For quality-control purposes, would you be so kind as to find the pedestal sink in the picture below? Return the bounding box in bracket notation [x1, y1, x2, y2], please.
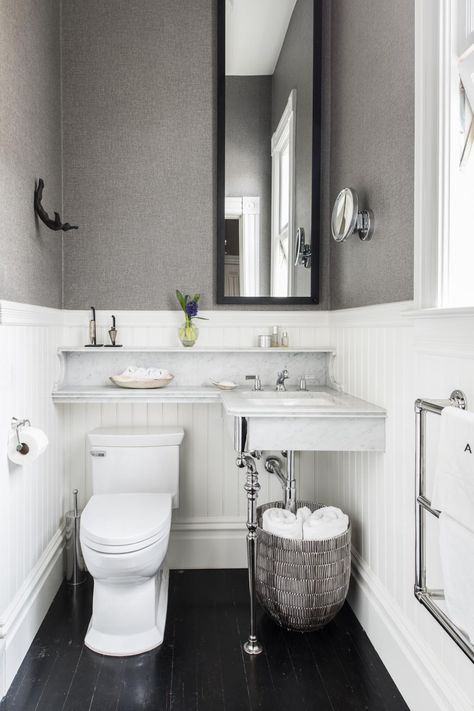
[221, 386, 386, 656]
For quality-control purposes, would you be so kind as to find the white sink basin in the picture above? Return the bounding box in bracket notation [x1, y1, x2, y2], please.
[242, 390, 336, 408]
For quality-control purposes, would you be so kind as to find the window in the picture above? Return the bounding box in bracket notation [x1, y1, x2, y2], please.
[437, 0, 474, 306]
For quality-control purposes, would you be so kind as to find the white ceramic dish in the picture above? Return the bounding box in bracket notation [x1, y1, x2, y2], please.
[210, 379, 238, 391]
[110, 374, 174, 389]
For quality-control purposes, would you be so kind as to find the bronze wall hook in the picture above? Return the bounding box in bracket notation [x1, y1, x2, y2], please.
[34, 178, 78, 232]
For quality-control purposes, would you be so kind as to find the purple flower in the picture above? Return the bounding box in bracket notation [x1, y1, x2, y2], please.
[185, 300, 198, 318]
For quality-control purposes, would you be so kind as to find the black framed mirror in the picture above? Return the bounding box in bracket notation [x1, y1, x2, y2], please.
[217, 0, 322, 304]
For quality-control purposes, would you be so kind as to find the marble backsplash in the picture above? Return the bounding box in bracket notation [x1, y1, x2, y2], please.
[60, 349, 334, 389]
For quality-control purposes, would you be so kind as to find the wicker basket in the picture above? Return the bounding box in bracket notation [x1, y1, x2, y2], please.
[256, 500, 351, 632]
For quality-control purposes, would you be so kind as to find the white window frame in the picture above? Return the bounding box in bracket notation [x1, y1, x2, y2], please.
[415, 0, 474, 310]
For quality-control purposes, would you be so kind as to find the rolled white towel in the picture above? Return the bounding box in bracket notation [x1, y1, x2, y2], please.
[303, 506, 349, 541]
[262, 507, 302, 540]
[296, 506, 312, 523]
[145, 367, 170, 379]
[131, 367, 150, 379]
[120, 366, 169, 380]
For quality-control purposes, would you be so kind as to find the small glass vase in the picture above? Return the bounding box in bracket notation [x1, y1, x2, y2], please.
[178, 319, 199, 347]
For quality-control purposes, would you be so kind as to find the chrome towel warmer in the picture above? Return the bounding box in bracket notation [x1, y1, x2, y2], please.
[415, 389, 474, 662]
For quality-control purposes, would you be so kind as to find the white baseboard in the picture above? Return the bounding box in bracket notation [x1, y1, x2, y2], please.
[0, 528, 64, 700]
[168, 519, 247, 569]
[349, 549, 472, 711]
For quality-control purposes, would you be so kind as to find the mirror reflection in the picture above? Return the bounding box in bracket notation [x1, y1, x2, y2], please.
[219, 0, 320, 302]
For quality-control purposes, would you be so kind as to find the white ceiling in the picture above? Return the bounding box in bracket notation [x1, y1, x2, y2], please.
[226, 0, 297, 76]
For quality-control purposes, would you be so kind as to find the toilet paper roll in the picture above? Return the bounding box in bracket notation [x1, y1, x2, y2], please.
[7, 427, 48, 465]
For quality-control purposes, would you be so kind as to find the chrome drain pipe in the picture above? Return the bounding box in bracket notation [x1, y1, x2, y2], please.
[264, 451, 297, 513]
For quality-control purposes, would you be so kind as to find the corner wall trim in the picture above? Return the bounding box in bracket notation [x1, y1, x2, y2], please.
[0, 528, 64, 700]
[349, 548, 472, 711]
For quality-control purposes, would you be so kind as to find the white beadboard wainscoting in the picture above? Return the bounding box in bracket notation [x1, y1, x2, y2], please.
[63, 401, 329, 568]
[61, 308, 331, 349]
[0, 302, 331, 698]
[59, 308, 332, 568]
[320, 301, 474, 711]
[4, 299, 474, 710]
[0, 301, 65, 697]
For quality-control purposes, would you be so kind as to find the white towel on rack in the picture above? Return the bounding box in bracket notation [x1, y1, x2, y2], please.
[439, 512, 474, 643]
[262, 508, 302, 540]
[431, 407, 474, 532]
[303, 506, 349, 541]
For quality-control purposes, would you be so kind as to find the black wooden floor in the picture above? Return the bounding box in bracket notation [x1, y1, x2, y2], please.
[1, 570, 408, 711]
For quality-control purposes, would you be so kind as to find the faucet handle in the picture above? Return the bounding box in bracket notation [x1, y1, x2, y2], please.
[246, 375, 263, 391]
[299, 374, 316, 391]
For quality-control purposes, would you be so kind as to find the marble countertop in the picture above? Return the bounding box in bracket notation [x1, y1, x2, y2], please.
[53, 384, 386, 419]
[220, 386, 386, 418]
[53, 385, 222, 403]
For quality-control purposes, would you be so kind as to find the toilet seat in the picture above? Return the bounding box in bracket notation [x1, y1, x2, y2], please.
[81, 493, 171, 554]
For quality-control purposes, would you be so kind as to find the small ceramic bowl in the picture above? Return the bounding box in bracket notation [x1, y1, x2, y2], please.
[210, 379, 238, 390]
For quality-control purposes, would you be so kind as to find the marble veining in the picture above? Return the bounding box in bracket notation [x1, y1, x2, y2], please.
[241, 415, 386, 452]
[53, 346, 385, 453]
[58, 349, 333, 390]
[220, 386, 386, 418]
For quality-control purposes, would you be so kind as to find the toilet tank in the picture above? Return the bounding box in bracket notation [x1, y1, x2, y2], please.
[88, 427, 184, 508]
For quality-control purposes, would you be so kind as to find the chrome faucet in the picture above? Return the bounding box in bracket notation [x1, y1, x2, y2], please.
[275, 369, 289, 392]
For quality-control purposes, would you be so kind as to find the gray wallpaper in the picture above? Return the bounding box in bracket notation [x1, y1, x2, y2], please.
[61, 0, 215, 310]
[329, 0, 414, 309]
[225, 76, 272, 295]
[61, 0, 328, 310]
[2, 0, 413, 312]
[0, 0, 62, 308]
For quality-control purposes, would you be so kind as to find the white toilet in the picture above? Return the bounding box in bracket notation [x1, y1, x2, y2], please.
[80, 426, 184, 657]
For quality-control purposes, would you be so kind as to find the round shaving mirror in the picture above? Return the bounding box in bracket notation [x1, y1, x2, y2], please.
[331, 188, 374, 242]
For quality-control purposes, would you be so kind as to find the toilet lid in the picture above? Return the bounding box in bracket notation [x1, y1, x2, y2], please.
[81, 493, 171, 548]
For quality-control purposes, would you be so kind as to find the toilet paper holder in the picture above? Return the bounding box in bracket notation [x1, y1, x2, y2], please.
[11, 417, 31, 455]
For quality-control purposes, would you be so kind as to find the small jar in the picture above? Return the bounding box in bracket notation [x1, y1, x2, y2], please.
[258, 335, 272, 348]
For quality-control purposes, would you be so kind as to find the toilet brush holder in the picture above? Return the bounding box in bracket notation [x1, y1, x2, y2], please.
[65, 489, 86, 586]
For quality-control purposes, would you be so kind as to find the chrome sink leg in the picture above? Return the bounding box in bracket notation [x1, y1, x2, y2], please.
[282, 450, 296, 513]
[237, 452, 263, 655]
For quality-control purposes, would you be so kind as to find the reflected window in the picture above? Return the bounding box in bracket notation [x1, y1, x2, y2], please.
[271, 90, 296, 297]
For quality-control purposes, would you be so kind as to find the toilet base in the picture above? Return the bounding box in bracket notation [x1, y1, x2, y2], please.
[85, 566, 169, 656]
